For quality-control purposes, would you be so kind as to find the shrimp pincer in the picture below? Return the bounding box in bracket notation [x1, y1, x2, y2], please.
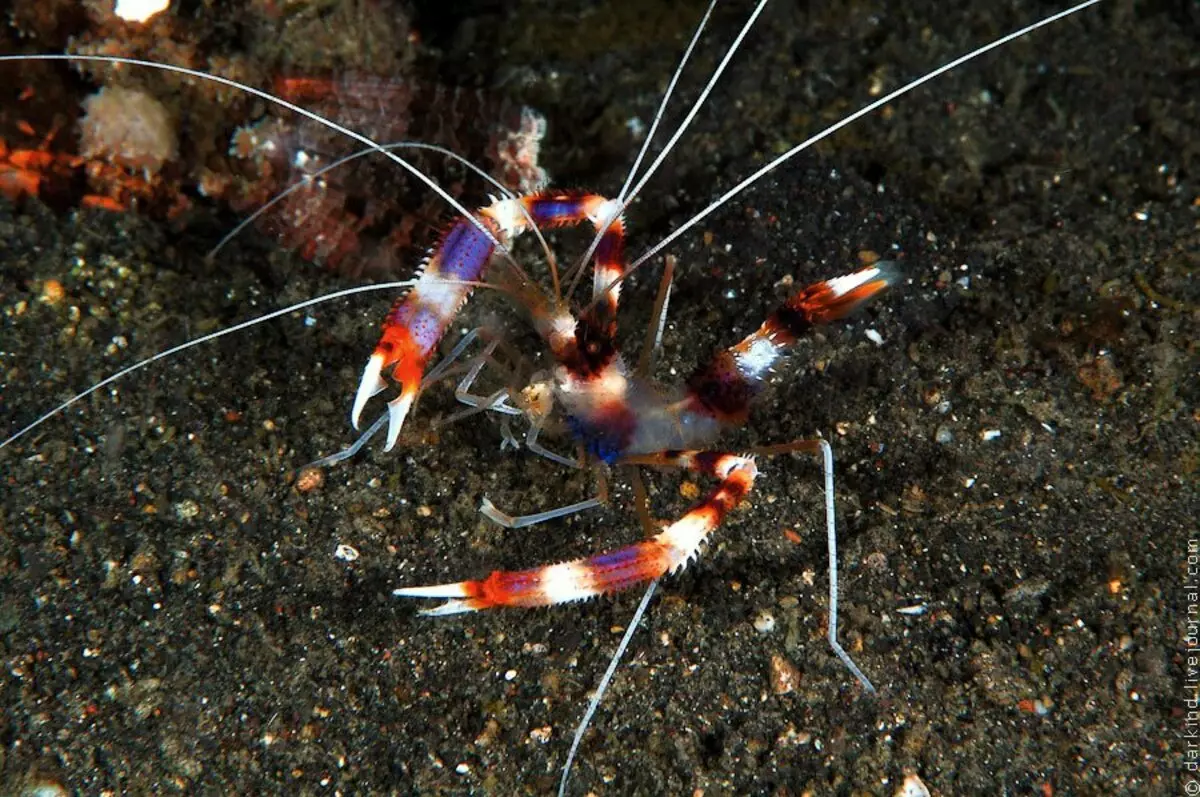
[397, 451, 758, 614]
[352, 190, 625, 450]
[0, 1, 1123, 793]
[393, 265, 894, 618]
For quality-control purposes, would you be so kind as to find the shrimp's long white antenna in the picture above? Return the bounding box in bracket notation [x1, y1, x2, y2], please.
[619, 0, 768, 208]
[206, 139, 558, 293]
[0, 55, 511, 258]
[0, 278, 503, 451]
[0, 59, 560, 450]
[566, 0, 766, 299]
[558, 579, 659, 797]
[616, 0, 718, 203]
[620, 0, 1105, 283]
[209, 141, 515, 261]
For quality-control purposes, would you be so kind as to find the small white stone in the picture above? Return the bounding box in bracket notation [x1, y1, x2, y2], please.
[115, 0, 170, 24]
[753, 611, 776, 634]
[896, 773, 931, 797]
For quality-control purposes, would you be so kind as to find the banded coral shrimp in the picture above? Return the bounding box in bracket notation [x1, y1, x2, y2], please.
[2, 0, 1193, 793]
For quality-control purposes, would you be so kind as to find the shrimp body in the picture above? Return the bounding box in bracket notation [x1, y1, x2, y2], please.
[395, 255, 895, 615]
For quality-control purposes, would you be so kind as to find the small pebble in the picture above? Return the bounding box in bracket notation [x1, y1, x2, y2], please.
[896, 773, 931, 797]
[174, 499, 200, 520]
[40, 279, 65, 305]
[295, 467, 324, 493]
[753, 611, 776, 634]
[769, 654, 801, 695]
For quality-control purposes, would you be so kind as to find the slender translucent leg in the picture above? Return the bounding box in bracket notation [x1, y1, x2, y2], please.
[303, 410, 389, 470]
[750, 438, 876, 694]
[422, 327, 483, 385]
[627, 467, 658, 538]
[310, 329, 513, 469]
[815, 438, 876, 694]
[434, 388, 520, 430]
[449, 336, 521, 416]
[499, 418, 521, 451]
[435, 331, 582, 467]
[635, 254, 676, 379]
[431, 332, 527, 430]
[479, 496, 604, 529]
[525, 421, 582, 469]
[479, 459, 604, 529]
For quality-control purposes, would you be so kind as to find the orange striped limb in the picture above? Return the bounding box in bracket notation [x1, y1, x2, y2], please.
[393, 451, 756, 615]
[767, 262, 897, 340]
[352, 213, 506, 450]
[352, 192, 626, 452]
[686, 264, 897, 424]
[482, 191, 626, 315]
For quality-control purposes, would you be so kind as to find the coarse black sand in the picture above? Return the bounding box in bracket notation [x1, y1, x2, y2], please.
[2, 0, 1195, 793]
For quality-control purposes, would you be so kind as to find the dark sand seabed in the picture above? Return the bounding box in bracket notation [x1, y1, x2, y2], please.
[1, 0, 1196, 793]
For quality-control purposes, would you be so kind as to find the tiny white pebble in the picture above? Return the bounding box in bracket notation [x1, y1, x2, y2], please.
[753, 611, 776, 634]
[981, 429, 1002, 442]
[174, 499, 200, 520]
[504, 669, 517, 681]
[455, 763, 470, 775]
[896, 773, 931, 797]
[115, 0, 169, 23]
[334, 544, 359, 562]
[865, 328, 884, 346]
[23, 782, 70, 797]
